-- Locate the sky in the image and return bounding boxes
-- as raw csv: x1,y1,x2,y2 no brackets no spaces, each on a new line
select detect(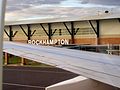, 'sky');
5,0,120,22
